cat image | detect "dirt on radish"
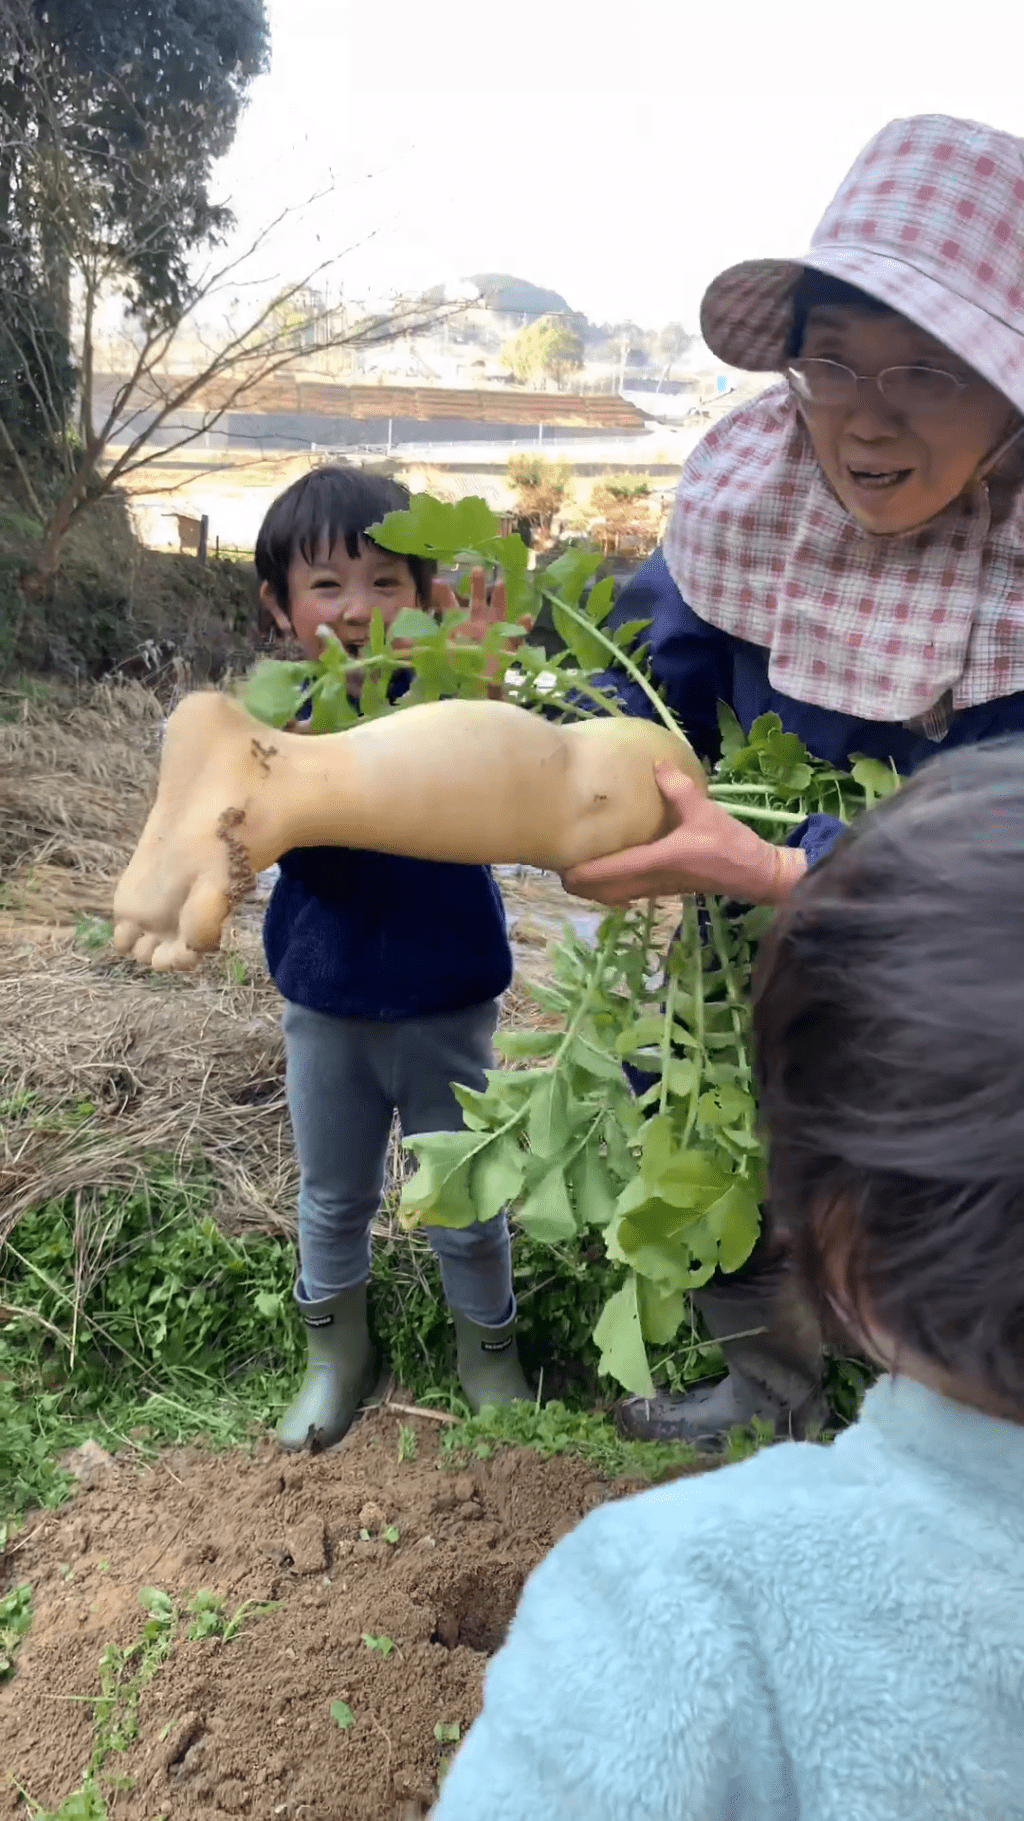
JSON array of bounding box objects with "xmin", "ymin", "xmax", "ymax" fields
[{"xmin": 1, "ymin": 1406, "xmax": 682, "ymax": 1821}]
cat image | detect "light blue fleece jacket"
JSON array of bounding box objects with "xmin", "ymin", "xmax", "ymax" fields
[{"xmin": 434, "ymin": 1377, "xmax": 1024, "ymax": 1820}]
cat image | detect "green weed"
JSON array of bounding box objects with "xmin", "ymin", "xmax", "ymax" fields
[
  {"xmin": 362, "ymin": 1633, "xmax": 394, "ymax": 1659},
  {"xmin": 73, "ymin": 917, "xmax": 114, "ymax": 954},
  {"xmin": 442, "ymin": 1399, "xmax": 777, "ymax": 1482},
  {"xmin": 0, "ymin": 1165, "xmax": 302, "ymax": 1516},
  {"xmin": 185, "ymin": 1588, "xmax": 280, "ymax": 1641},
  {"xmin": 0, "ymin": 1581, "xmax": 33, "ymax": 1678}
]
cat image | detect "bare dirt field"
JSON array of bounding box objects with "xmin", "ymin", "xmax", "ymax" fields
[{"xmin": 1, "ymin": 1407, "xmax": 714, "ymax": 1821}]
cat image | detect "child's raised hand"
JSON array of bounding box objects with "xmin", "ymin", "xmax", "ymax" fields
[{"xmin": 431, "ymin": 566, "xmax": 533, "ymax": 699}]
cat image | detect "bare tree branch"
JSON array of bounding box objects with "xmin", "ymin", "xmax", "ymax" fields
[{"xmin": 0, "ymin": 408, "xmax": 46, "ymax": 523}]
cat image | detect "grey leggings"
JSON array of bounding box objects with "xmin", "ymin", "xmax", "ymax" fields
[{"xmin": 282, "ymin": 998, "xmax": 513, "ymax": 1325}]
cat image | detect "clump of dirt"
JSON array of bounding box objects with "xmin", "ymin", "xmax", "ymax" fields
[{"xmin": 0, "ymin": 1408, "xmax": 661, "ymax": 1820}]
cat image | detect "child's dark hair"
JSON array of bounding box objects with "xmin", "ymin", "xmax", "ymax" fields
[
  {"xmin": 786, "ymin": 268, "xmax": 895, "ymax": 360},
  {"xmin": 255, "ymin": 466, "xmax": 435, "ymax": 612},
  {"xmin": 753, "ymin": 740, "xmax": 1024, "ymax": 1413}
]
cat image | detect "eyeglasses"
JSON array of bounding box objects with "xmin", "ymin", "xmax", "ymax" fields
[{"xmin": 787, "ymin": 358, "xmax": 969, "ymax": 415}]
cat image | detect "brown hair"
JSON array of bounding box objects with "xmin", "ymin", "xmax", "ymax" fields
[{"xmin": 752, "ymin": 740, "xmax": 1024, "ymax": 1412}]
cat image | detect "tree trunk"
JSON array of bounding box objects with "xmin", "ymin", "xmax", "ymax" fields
[{"xmin": 22, "ymin": 484, "xmax": 83, "ymax": 594}]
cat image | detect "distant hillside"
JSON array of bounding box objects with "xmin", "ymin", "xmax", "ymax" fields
[{"xmin": 465, "ymin": 274, "xmax": 574, "ymax": 317}]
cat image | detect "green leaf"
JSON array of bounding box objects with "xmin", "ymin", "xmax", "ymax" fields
[
  {"xmin": 569, "ymin": 1144, "xmax": 618, "ymax": 1227},
  {"xmin": 527, "ymin": 1074, "xmax": 570, "ymax": 1157},
  {"xmin": 368, "ymin": 606, "xmax": 387, "ymax": 658},
  {"xmin": 636, "ymin": 1278, "xmax": 685, "ymax": 1346},
  {"xmin": 551, "ymin": 601, "xmax": 610, "ymax": 670},
  {"xmin": 613, "ymin": 1230, "xmax": 716, "ymax": 1294},
  {"xmin": 851, "ymin": 756, "xmax": 901, "ymax": 803},
  {"xmin": 434, "ymin": 1720, "xmax": 462, "ymax": 1744},
  {"xmin": 696, "ymin": 1082, "xmax": 754, "ymax": 1130},
  {"xmin": 665, "ymin": 1059, "xmax": 697, "ymax": 1098},
  {"xmin": 584, "ymin": 575, "xmax": 616, "ymax": 626},
  {"xmin": 400, "ymin": 1130, "xmax": 486, "ymax": 1227},
  {"xmin": 239, "ymin": 660, "xmax": 313, "ymax": 728},
  {"xmin": 615, "ymin": 1015, "xmax": 669, "ymax": 1056},
  {"xmin": 308, "ymin": 676, "xmax": 359, "ymax": 734},
  {"xmin": 518, "ymin": 1162, "xmax": 577, "ymax": 1243},
  {"xmin": 569, "ymin": 1035, "xmax": 625, "ymax": 1083},
  {"xmin": 610, "ymin": 616, "xmax": 651, "ymax": 650},
  {"xmin": 138, "ymin": 1587, "xmax": 174, "ymax": 1620},
  {"xmin": 636, "ymin": 1126, "xmax": 733, "ymax": 1210},
  {"xmin": 470, "ymin": 1139, "xmax": 525, "ymax": 1223},
  {"xmin": 716, "ymin": 700, "xmax": 747, "ymax": 762},
  {"xmin": 540, "ymin": 547, "xmax": 603, "ymax": 605},
  {"xmin": 748, "ymin": 712, "xmax": 784, "ymax": 748},
  {"xmin": 362, "ymin": 1632, "xmax": 395, "ymax": 1657},
  {"xmin": 331, "ymin": 1700, "xmax": 355, "ymax": 1729},
  {"xmin": 696, "ymin": 1181, "xmax": 762, "ymax": 1272},
  {"xmin": 493, "ymin": 1029, "xmax": 561, "ymax": 1059},
  {"xmin": 594, "ymin": 1274, "xmax": 655, "ymax": 1397},
  {"xmin": 638, "ymin": 1113, "xmax": 673, "ymax": 1183},
  {"xmin": 368, "ymin": 494, "xmax": 500, "ymax": 559},
  {"xmin": 388, "ymin": 606, "xmax": 443, "ymax": 641}
]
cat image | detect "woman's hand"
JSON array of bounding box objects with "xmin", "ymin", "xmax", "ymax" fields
[
  {"xmin": 432, "ymin": 566, "xmax": 533, "ymax": 698},
  {"xmin": 561, "ymin": 762, "xmax": 808, "ymax": 906}
]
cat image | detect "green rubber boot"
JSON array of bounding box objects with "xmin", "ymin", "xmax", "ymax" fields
[
  {"xmin": 276, "ymin": 1282, "xmax": 378, "ymax": 1452},
  {"xmin": 452, "ymin": 1307, "xmax": 531, "ymax": 1412}
]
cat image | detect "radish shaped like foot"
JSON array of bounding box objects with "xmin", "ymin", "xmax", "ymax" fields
[{"xmin": 113, "ymin": 692, "xmax": 288, "ymax": 970}]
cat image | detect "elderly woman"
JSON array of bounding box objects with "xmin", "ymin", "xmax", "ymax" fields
[{"xmin": 562, "ymin": 112, "xmax": 1024, "ymax": 1447}]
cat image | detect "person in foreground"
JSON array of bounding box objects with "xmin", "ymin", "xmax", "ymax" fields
[
  {"xmin": 434, "ymin": 738, "xmax": 1024, "ymax": 1821},
  {"xmin": 563, "ymin": 111, "xmax": 1024, "ymax": 1443}
]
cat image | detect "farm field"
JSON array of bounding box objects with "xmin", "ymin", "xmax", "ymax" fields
[
  {"xmin": 0, "ymin": 677, "xmax": 717, "ymax": 1820},
  {"xmin": 3, "ymin": 1406, "xmax": 718, "ymax": 1821}
]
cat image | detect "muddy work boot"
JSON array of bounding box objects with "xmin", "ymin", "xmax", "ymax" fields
[
  {"xmin": 452, "ymin": 1307, "xmax": 530, "ymax": 1412},
  {"xmin": 617, "ymin": 1281, "xmax": 829, "ymax": 1447},
  {"xmin": 276, "ymin": 1282, "xmax": 378, "ymax": 1452}
]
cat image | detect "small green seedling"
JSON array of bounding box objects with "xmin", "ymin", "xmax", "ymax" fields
[
  {"xmin": 398, "ymin": 1425, "xmax": 417, "ymax": 1463},
  {"xmin": 330, "ymin": 1700, "xmax": 354, "ymax": 1730},
  {"xmin": 434, "ymin": 1721, "xmax": 461, "ymax": 1744},
  {"xmin": 383, "ymin": 1526, "xmax": 400, "ymax": 1545},
  {"xmin": 60, "ymin": 1564, "xmax": 75, "ymax": 1583},
  {"xmin": 0, "ymin": 1582, "xmax": 33, "ymax": 1679},
  {"xmin": 185, "ymin": 1590, "xmax": 224, "ymax": 1640},
  {"xmin": 185, "ymin": 1589, "xmax": 280, "ymax": 1642},
  {"xmin": 362, "ymin": 1633, "xmax": 394, "ymax": 1659}
]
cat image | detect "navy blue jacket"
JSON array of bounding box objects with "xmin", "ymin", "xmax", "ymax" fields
[
  {"xmin": 602, "ymin": 549, "xmax": 1024, "ymax": 865},
  {"xmin": 263, "ymin": 690, "xmax": 512, "ymax": 1021}
]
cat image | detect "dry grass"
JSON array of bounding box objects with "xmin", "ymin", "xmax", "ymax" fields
[
  {"xmin": 0, "ymin": 923, "xmax": 294, "ymax": 1242},
  {"xmin": 0, "ymin": 680, "xmax": 288, "ymax": 1238},
  {"xmin": 0, "ymin": 679, "xmax": 570, "ymax": 1248},
  {"xmin": 0, "ymin": 677, "xmax": 162, "ymax": 888}
]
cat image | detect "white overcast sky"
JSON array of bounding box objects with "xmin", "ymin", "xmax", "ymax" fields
[{"xmin": 210, "ymin": 0, "xmax": 1024, "ymax": 330}]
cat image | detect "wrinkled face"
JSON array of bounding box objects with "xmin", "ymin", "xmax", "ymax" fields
[
  {"xmin": 795, "ymin": 306, "xmax": 1015, "ymax": 535},
  {"xmin": 261, "ymin": 533, "xmax": 419, "ymax": 662}
]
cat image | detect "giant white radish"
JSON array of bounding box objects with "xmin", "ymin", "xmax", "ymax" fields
[{"xmin": 112, "ymin": 689, "xmax": 706, "ymax": 972}]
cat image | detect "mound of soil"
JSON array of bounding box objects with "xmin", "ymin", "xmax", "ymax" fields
[{"xmin": 1, "ymin": 1409, "xmax": 661, "ymax": 1821}]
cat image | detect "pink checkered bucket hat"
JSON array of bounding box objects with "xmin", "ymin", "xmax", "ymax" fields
[{"xmin": 700, "ymin": 114, "xmax": 1024, "ymax": 413}]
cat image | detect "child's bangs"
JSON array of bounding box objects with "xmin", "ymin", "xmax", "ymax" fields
[{"xmin": 291, "ymin": 472, "xmax": 401, "ymax": 568}]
